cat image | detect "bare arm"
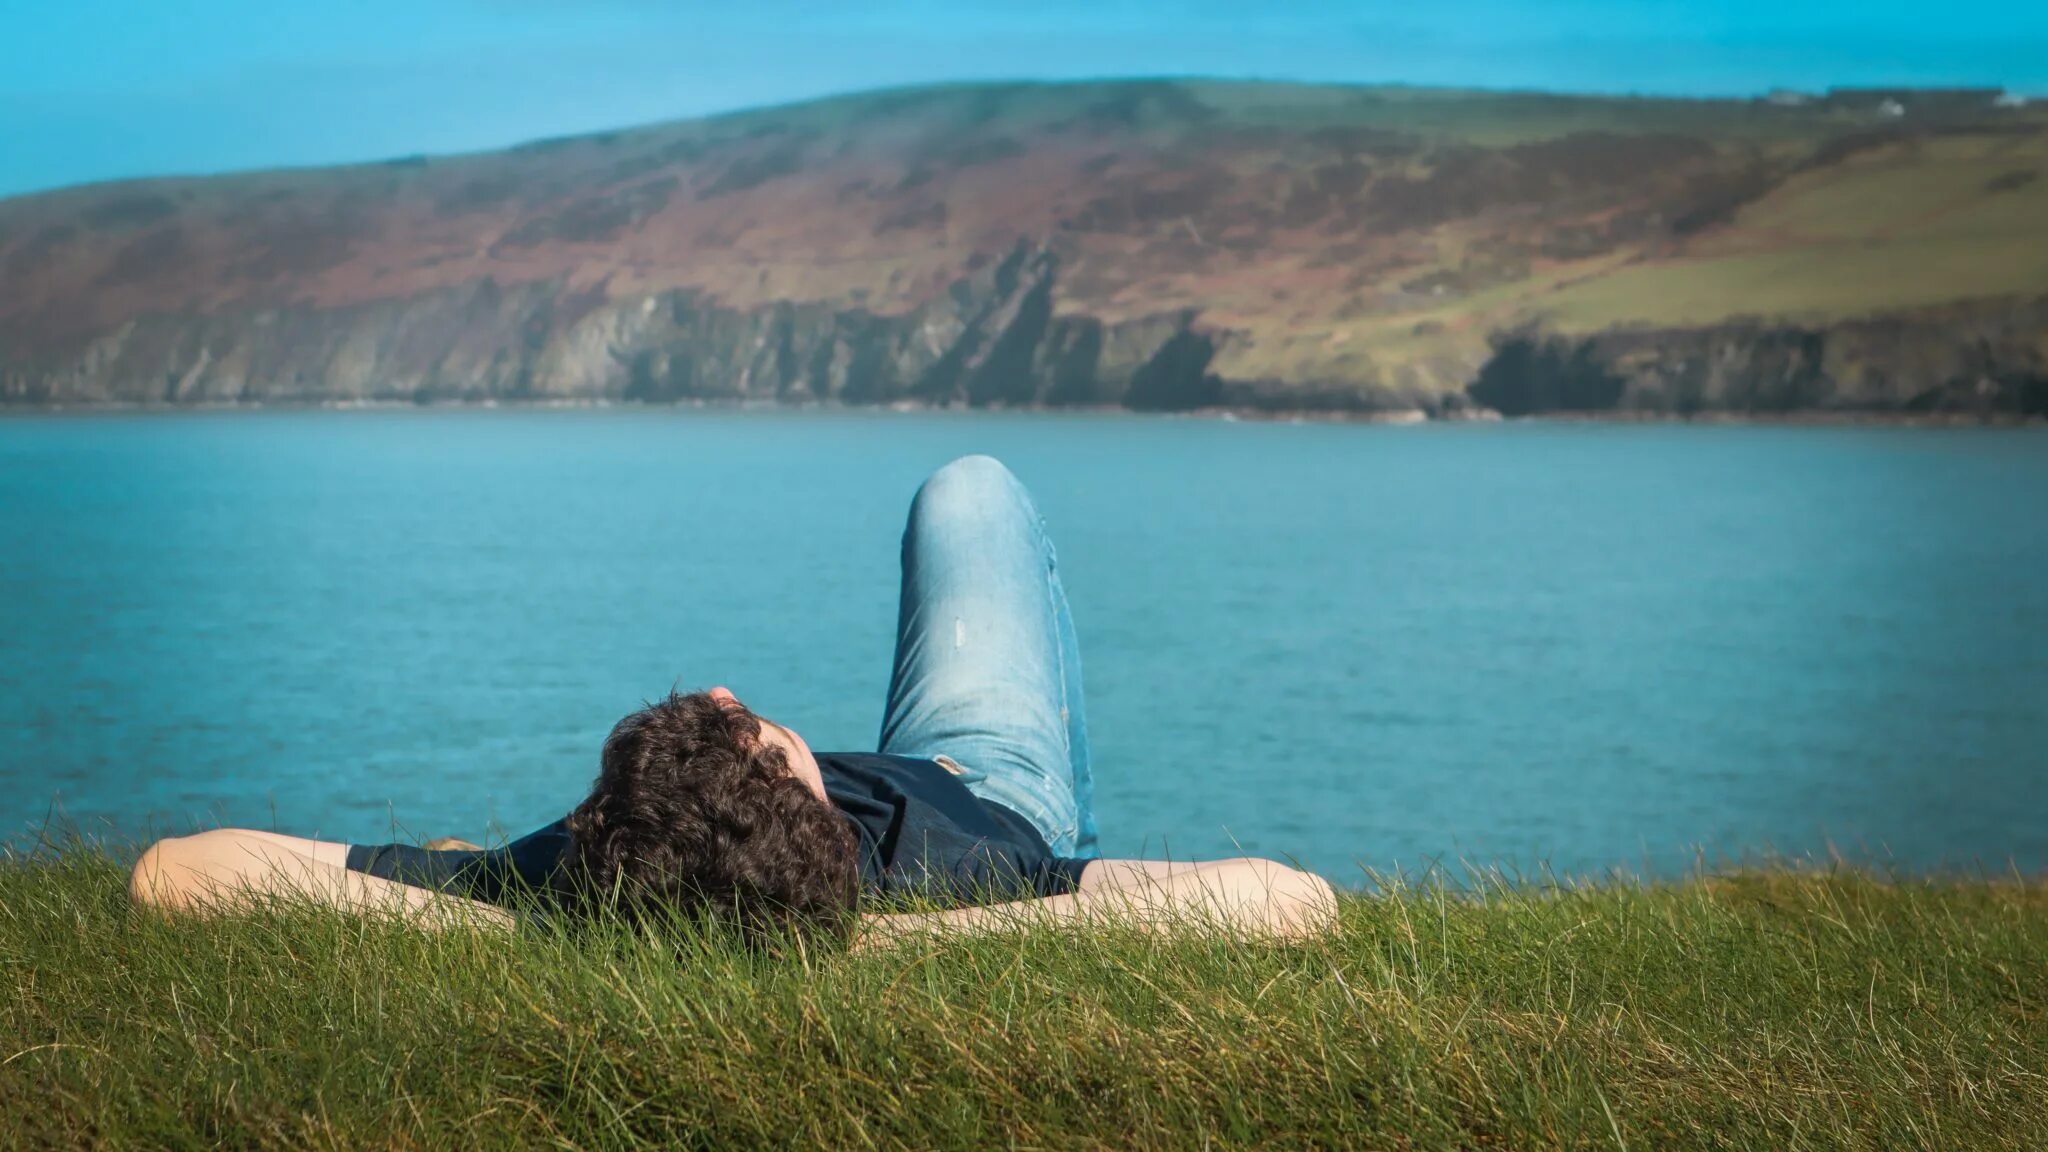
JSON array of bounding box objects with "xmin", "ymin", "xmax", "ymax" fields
[
  {"xmin": 129, "ymin": 829, "xmax": 515, "ymax": 932},
  {"xmin": 853, "ymin": 857, "xmax": 1338, "ymax": 948},
  {"xmin": 132, "ymin": 835, "xmax": 1339, "ymax": 949}
]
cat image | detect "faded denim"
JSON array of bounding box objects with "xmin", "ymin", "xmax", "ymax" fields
[{"xmin": 877, "ymin": 455, "xmax": 1099, "ymax": 858}]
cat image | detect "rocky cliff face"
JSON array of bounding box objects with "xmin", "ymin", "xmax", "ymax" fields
[
  {"xmin": 1471, "ymin": 299, "xmax": 2048, "ymax": 418},
  {"xmin": 4, "ymin": 243, "xmax": 2040, "ymax": 416},
  {"xmin": 2, "ymin": 80, "xmax": 2044, "ymax": 415},
  {"xmin": 0, "ymin": 243, "xmax": 1225, "ymax": 410}
]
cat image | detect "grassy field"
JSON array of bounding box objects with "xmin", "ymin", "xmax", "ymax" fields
[
  {"xmin": 3, "ymin": 848, "xmax": 2045, "ymax": 1150},
  {"xmin": 1535, "ymin": 133, "xmax": 2048, "ymax": 333},
  {"xmin": 1216, "ymin": 128, "xmax": 2048, "ymax": 391}
]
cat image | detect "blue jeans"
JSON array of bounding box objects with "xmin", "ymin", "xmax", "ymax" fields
[{"xmin": 877, "ymin": 456, "xmax": 1099, "ymax": 858}]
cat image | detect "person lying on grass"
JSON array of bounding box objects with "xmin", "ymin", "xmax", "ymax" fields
[{"xmin": 129, "ymin": 455, "xmax": 1337, "ymax": 947}]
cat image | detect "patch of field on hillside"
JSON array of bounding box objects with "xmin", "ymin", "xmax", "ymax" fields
[
  {"xmin": 1211, "ymin": 128, "xmax": 2048, "ymax": 388},
  {"xmin": 1533, "ymin": 132, "xmax": 2048, "ymax": 331}
]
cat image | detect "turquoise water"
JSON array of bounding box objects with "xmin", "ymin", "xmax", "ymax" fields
[{"xmin": 3, "ymin": 410, "xmax": 2044, "ymax": 882}]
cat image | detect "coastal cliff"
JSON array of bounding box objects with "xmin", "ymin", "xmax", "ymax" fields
[
  {"xmin": 2, "ymin": 81, "xmax": 2044, "ymax": 416},
  {"xmin": 0, "ymin": 244, "xmax": 1225, "ymax": 409},
  {"xmin": 1469, "ymin": 299, "xmax": 2048, "ymax": 418}
]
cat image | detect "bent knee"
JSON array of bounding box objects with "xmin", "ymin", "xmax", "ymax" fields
[
  {"xmin": 917, "ymin": 455, "xmax": 1024, "ymax": 505},
  {"xmin": 911, "ymin": 455, "xmax": 1033, "ymax": 526}
]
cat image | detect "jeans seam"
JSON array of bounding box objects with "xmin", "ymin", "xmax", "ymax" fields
[
  {"xmin": 1045, "ymin": 537, "xmax": 1081, "ymax": 853},
  {"xmin": 1040, "ymin": 513, "xmax": 1089, "ymax": 855},
  {"xmin": 1040, "ymin": 516, "xmax": 1068, "ymax": 765}
]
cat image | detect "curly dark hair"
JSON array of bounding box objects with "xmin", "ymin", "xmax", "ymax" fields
[{"xmin": 562, "ymin": 690, "xmax": 860, "ymax": 946}]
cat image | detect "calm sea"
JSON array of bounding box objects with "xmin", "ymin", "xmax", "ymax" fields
[{"xmin": 2, "ymin": 410, "xmax": 2044, "ymax": 883}]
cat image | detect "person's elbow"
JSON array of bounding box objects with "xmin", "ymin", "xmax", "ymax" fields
[
  {"xmin": 1222, "ymin": 858, "xmax": 1339, "ymax": 940},
  {"xmin": 129, "ymin": 830, "xmax": 232, "ymax": 915},
  {"xmin": 130, "ymin": 835, "xmax": 186, "ymax": 912},
  {"xmin": 1269, "ymin": 864, "xmax": 1339, "ymax": 939}
]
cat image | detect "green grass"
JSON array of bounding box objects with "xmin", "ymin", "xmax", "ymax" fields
[
  {"xmin": 1534, "ymin": 232, "xmax": 2048, "ymax": 332},
  {"xmin": 4, "ymin": 848, "xmax": 2045, "ymax": 1149},
  {"xmin": 1535, "ymin": 134, "xmax": 2048, "ymax": 332},
  {"xmin": 1214, "ymin": 128, "xmax": 2048, "ymax": 389}
]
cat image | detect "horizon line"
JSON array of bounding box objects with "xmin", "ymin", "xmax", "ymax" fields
[{"xmin": 4, "ymin": 73, "xmax": 2036, "ymax": 203}]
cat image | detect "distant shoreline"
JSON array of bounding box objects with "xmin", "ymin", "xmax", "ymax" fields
[
  {"xmin": 2, "ymin": 397, "xmax": 2042, "ymax": 427},
  {"xmin": 9, "ymin": 80, "xmax": 2044, "ymax": 422}
]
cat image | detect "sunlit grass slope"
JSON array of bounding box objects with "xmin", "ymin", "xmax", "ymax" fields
[
  {"xmin": 1538, "ymin": 133, "xmax": 2048, "ymax": 331},
  {"xmin": 5, "ymin": 848, "xmax": 2044, "ymax": 1149},
  {"xmin": 1219, "ymin": 128, "xmax": 2048, "ymax": 389}
]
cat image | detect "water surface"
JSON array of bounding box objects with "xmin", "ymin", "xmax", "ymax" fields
[{"xmin": 3, "ymin": 410, "xmax": 2043, "ymax": 882}]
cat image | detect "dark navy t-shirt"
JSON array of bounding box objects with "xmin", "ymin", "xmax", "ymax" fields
[
  {"xmin": 819, "ymin": 752, "xmax": 1089, "ymax": 904},
  {"xmin": 344, "ymin": 751, "xmax": 1088, "ymax": 909}
]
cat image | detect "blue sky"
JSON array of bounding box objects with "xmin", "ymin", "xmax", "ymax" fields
[{"xmin": 1, "ymin": 0, "xmax": 2043, "ymax": 197}]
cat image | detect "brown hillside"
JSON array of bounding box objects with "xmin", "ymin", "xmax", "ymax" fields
[{"xmin": 2, "ymin": 80, "xmax": 2044, "ymax": 413}]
